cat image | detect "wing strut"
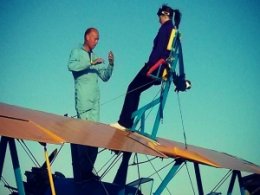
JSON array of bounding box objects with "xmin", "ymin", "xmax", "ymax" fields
[
  {"xmin": 194, "ymin": 163, "xmax": 204, "ymax": 195},
  {"xmin": 154, "ymin": 159, "xmax": 184, "ymax": 195},
  {"xmin": 227, "ymin": 170, "xmax": 246, "ymax": 195},
  {"xmin": 43, "ymin": 143, "xmax": 57, "ymax": 195},
  {"xmin": 0, "ymin": 136, "xmax": 57, "ymax": 195},
  {"xmin": 0, "ymin": 136, "xmax": 26, "ymax": 195}
]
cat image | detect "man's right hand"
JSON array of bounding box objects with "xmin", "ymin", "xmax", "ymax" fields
[{"xmin": 92, "ymin": 58, "xmax": 104, "ymax": 65}]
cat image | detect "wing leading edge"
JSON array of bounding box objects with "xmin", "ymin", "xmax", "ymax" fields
[
  {"xmin": 1, "ymin": 102, "xmax": 260, "ymax": 174},
  {"xmin": 0, "ymin": 102, "xmax": 165, "ymax": 158},
  {"xmin": 156, "ymin": 138, "xmax": 260, "ymax": 174}
]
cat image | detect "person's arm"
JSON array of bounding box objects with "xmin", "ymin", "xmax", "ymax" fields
[
  {"xmin": 147, "ymin": 26, "xmax": 172, "ymax": 67},
  {"xmin": 68, "ymin": 48, "xmax": 92, "ymax": 72},
  {"xmin": 97, "ymin": 51, "xmax": 114, "ymax": 82}
]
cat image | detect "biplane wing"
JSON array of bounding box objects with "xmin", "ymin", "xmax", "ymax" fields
[
  {"xmin": 156, "ymin": 138, "xmax": 260, "ymax": 174},
  {"xmin": 1, "ymin": 102, "xmax": 260, "ymax": 195},
  {"xmin": 0, "ymin": 114, "xmax": 64, "ymax": 144},
  {"xmin": 1, "ymin": 102, "xmax": 260, "ymax": 174},
  {"xmin": 0, "ymin": 102, "xmax": 166, "ymax": 158}
]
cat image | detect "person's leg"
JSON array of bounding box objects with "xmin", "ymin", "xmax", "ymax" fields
[
  {"xmin": 71, "ymin": 143, "xmax": 98, "ymax": 181},
  {"xmin": 112, "ymin": 66, "xmax": 156, "ymax": 185},
  {"xmin": 70, "ymin": 143, "xmax": 81, "ymax": 182},
  {"xmin": 118, "ymin": 65, "xmax": 155, "ymax": 128},
  {"xmin": 112, "ymin": 65, "xmax": 159, "ymax": 184},
  {"xmin": 78, "ymin": 96, "xmax": 99, "ymax": 178},
  {"xmin": 77, "ymin": 144, "xmax": 98, "ymax": 179},
  {"xmin": 72, "ymin": 100, "xmax": 99, "ymax": 181}
]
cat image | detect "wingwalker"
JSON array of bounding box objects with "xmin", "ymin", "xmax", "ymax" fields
[
  {"xmin": 112, "ymin": 27, "xmax": 192, "ymax": 193},
  {"xmin": 132, "ymin": 27, "xmax": 191, "ymax": 139}
]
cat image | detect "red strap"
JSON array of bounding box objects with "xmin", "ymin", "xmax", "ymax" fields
[{"xmin": 146, "ymin": 58, "xmax": 166, "ymax": 77}]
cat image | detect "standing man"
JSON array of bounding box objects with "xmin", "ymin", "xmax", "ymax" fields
[{"xmin": 68, "ymin": 27, "xmax": 114, "ymax": 182}]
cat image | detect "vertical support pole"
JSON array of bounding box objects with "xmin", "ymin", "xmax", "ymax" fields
[
  {"xmin": 44, "ymin": 146, "xmax": 56, "ymax": 195},
  {"xmin": 140, "ymin": 113, "xmax": 145, "ymax": 134},
  {"xmin": 9, "ymin": 138, "xmax": 26, "ymax": 195},
  {"xmin": 237, "ymin": 171, "xmax": 245, "ymax": 195},
  {"xmin": 227, "ymin": 171, "xmax": 238, "ymax": 195},
  {"xmin": 70, "ymin": 143, "xmax": 81, "ymax": 181},
  {"xmin": 151, "ymin": 80, "xmax": 171, "ymax": 140},
  {"xmin": 194, "ymin": 163, "xmax": 204, "ymax": 195},
  {"xmin": 0, "ymin": 136, "xmax": 8, "ymax": 178},
  {"xmin": 177, "ymin": 38, "xmax": 185, "ymax": 76},
  {"xmin": 154, "ymin": 159, "xmax": 184, "ymax": 195},
  {"xmin": 113, "ymin": 152, "xmax": 132, "ymax": 186},
  {"xmin": 227, "ymin": 170, "xmax": 245, "ymax": 195}
]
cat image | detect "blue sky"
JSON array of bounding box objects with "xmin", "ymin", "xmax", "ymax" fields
[{"xmin": 1, "ymin": 0, "xmax": 260, "ymax": 194}]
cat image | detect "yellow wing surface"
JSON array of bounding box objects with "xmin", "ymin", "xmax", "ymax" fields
[
  {"xmin": 0, "ymin": 102, "xmax": 165, "ymax": 157},
  {"xmin": 1, "ymin": 102, "xmax": 260, "ymax": 174}
]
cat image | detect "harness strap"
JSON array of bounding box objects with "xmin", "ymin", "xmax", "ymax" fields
[{"xmin": 146, "ymin": 58, "xmax": 166, "ymax": 77}]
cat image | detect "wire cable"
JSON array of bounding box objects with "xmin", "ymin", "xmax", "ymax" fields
[
  {"xmin": 50, "ymin": 143, "xmax": 64, "ymax": 166},
  {"xmin": 129, "ymin": 156, "xmax": 158, "ymax": 166},
  {"xmin": 1, "ymin": 176, "xmax": 15, "ymax": 194},
  {"xmin": 210, "ymin": 170, "xmax": 232, "ymax": 193},
  {"xmin": 17, "ymin": 139, "xmax": 40, "ymax": 167},
  {"xmin": 184, "ymin": 162, "xmax": 196, "ymax": 195},
  {"xmin": 146, "ymin": 156, "xmax": 174, "ymax": 194},
  {"xmin": 101, "ymin": 80, "xmax": 157, "ymax": 107},
  {"xmin": 177, "ymin": 93, "xmax": 188, "ymax": 149},
  {"xmin": 71, "ymin": 79, "xmax": 158, "ymax": 118},
  {"xmin": 99, "ymin": 152, "xmax": 123, "ymax": 179}
]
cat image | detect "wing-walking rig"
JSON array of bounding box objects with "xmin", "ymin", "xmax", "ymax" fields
[{"xmin": 1, "ymin": 28, "xmax": 260, "ymax": 195}]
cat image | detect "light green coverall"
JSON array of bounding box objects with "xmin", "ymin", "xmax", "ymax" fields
[
  {"xmin": 68, "ymin": 46, "xmax": 113, "ymax": 181},
  {"xmin": 68, "ymin": 46, "xmax": 113, "ymax": 121}
]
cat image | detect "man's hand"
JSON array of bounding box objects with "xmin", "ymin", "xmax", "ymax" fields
[
  {"xmin": 92, "ymin": 58, "xmax": 104, "ymax": 65},
  {"xmin": 108, "ymin": 51, "xmax": 114, "ymax": 65}
]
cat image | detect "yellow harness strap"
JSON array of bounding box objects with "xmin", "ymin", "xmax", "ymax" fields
[{"xmin": 167, "ymin": 28, "xmax": 177, "ymax": 51}]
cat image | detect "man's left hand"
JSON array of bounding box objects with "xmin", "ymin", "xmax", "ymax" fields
[{"xmin": 108, "ymin": 51, "xmax": 114, "ymax": 65}]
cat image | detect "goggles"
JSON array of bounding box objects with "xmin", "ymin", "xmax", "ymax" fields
[{"xmin": 157, "ymin": 8, "xmax": 172, "ymax": 17}]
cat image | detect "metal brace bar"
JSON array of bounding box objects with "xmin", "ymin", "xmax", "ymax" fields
[
  {"xmin": 194, "ymin": 162, "xmax": 204, "ymax": 195},
  {"xmin": 0, "ymin": 137, "xmax": 25, "ymax": 195},
  {"xmin": 154, "ymin": 159, "xmax": 184, "ymax": 195},
  {"xmin": 151, "ymin": 80, "xmax": 171, "ymax": 140},
  {"xmin": 0, "ymin": 136, "xmax": 8, "ymax": 177},
  {"xmin": 227, "ymin": 170, "xmax": 245, "ymax": 195},
  {"xmin": 237, "ymin": 171, "xmax": 246, "ymax": 195}
]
